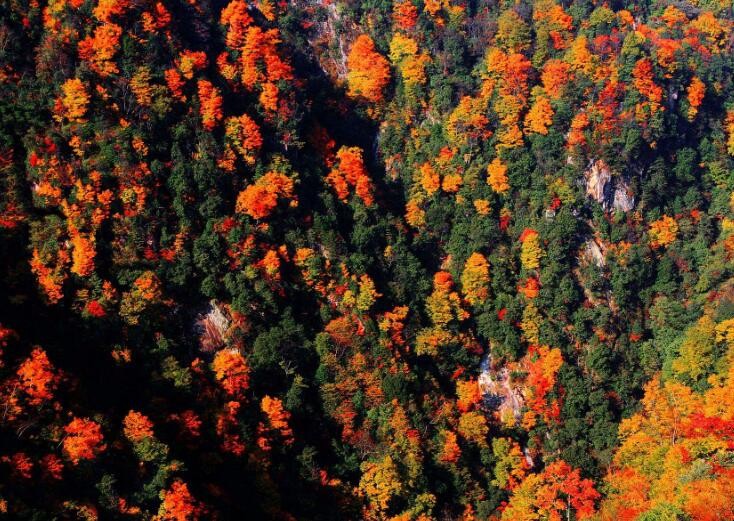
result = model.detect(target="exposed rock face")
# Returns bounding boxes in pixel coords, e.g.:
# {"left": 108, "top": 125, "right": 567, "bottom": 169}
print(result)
{"left": 584, "top": 159, "right": 635, "bottom": 212}
{"left": 195, "top": 301, "right": 231, "bottom": 353}
{"left": 584, "top": 238, "right": 606, "bottom": 268}
{"left": 478, "top": 353, "right": 524, "bottom": 423}
{"left": 612, "top": 178, "right": 635, "bottom": 212}
{"left": 300, "top": 0, "right": 356, "bottom": 82}
{"left": 585, "top": 159, "right": 612, "bottom": 206}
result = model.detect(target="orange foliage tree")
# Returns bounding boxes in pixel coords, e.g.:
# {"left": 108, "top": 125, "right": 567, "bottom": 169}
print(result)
{"left": 524, "top": 94, "right": 554, "bottom": 135}
{"left": 123, "top": 410, "right": 154, "bottom": 442}
{"left": 487, "top": 157, "right": 510, "bottom": 194}
{"left": 157, "top": 480, "right": 202, "bottom": 521}
{"left": 541, "top": 59, "right": 571, "bottom": 100}
{"left": 260, "top": 395, "right": 293, "bottom": 445}
{"left": 235, "top": 171, "right": 295, "bottom": 220}
{"left": 212, "top": 349, "right": 250, "bottom": 398}
{"left": 521, "top": 345, "right": 563, "bottom": 428}
{"left": 632, "top": 58, "right": 663, "bottom": 120}
{"left": 197, "top": 80, "right": 223, "bottom": 131}
{"left": 70, "top": 233, "right": 96, "bottom": 277}
{"left": 326, "top": 146, "right": 375, "bottom": 206}
{"left": 347, "top": 35, "right": 391, "bottom": 103}
{"left": 456, "top": 378, "right": 481, "bottom": 413}
{"left": 502, "top": 460, "right": 599, "bottom": 521}
{"left": 418, "top": 161, "right": 440, "bottom": 195}
{"left": 78, "top": 23, "right": 122, "bottom": 77}
{"left": 393, "top": 1, "right": 418, "bottom": 31}
{"left": 16, "top": 347, "right": 58, "bottom": 405}
{"left": 63, "top": 418, "right": 106, "bottom": 464}
{"left": 225, "top": 114, "right": 263, "bottom": 164}
{"left": 438, "top": 430, "right": 461, "bottom": 464}
{"left": 686, "top": 76, "right": 705, "bottom": 120}
{"left": 649, "top": 215, "right": 678, "bottom": 248}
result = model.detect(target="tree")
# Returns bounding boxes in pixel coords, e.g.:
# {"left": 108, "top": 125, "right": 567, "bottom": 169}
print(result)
{"left": 686, "top": 76, "right": 705, "bottom": 120}
{"left": 347, "top": 35, "right": 391, "bottom": 103}
{"left": 197, "top": 80, "right": 223, "bottom": 131}
{"left": 502, "top": 460, "right": 599, "bottom": 521}
{"left": 220, "top": 0, "right": 253, "bottom": 48}
{"left": 326, "top": 147, "right": 374, "bottom": 206}
{"left": 260, "top": 395, "right": 293, "bottom": 444}
{"left": 525, "top": 95, "right": 554, "bottom": 135}
{"left": 520, "top": 229, "right": 542, "bottom": 270}
{"left": 235, "top": 171, "right": 295, "bottom": 219}
{"left": 438, "top": 430, "right": 461, "bottom": 464}
{"left": 78, "top": 23, "right": 122, "bottom": 77}
{"left": 212, "top": 349, "right": 250, "bottom": 397}
{"left": 93, "top": 0, "right": 133, "bottom": 23}
{"left": 419, "top": 162, "right": 440, "bottom": 196}
{"left": 632, "top": 58, "right": 662, "bottom": 119}
{"left": 541, "top": 59, "right": 571, "bottom": 100}
{"left": 358, "top": 455, "right": 402, "bottom": 517}
{"left": 487, "top": 158, "right": 510, "bottom": 194}
{"left": 672, "top": 315, "right": 715, "bottom": 382}
{"left": 63, "top": 418, "right": 106, "bottom": 464}
{"left": 425, "top": 271, "right": 466, "bottom": 327}
{"left": 521, "top": 345, "right": 563, "bottom": 428}
{"left": 649, "top": 215, "right": 678, "bottom": 248}
{"left": 157, "top": 480, "right": 202, "bottom": 521}
{"left": 393, "top": 1, "right": 418, "bottom": 31}
{"left": 16, "top": 347, "right": 58, "bottom": 405}
{"left": 458, "top": 411, "right": 489, "bottom": 446}
{"left": 491, "top": 437, "right": 527, "bottom": 490}
{"left": 456, "top": 378, "right": 481, "bottom": 412}
{"left": 123, "top": 410, "right": 154, "bottom": 442}
{"left": 70, "top": 233, "right": 96, "bottom": 277}
{"left": 57, "top": 78, "right": 90, "bottom": 123}
{"left": 225, "top": 114, "right": 262, "bottom": 164}
{"left": 461, "top": 253, "right": 490, "bottom": 306}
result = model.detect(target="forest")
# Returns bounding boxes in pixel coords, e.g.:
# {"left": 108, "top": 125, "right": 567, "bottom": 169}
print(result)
{"left": 1, "top": 0, "right": 734, "bottom": 519}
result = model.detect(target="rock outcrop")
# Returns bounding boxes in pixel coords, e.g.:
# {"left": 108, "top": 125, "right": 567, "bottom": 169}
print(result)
{"left": 612, "top": 178, "right": 635, "bottom": 212}
{"left": 195, "top": 301, "right": 232, "bottom": 353}
{"left": 583, "top": 159, "right": 635, "bottom": 212}
{"left": 584, "top": 159, "right": 612, "bottom": 206}
{"left": 478, "top": 353, "right": 524, "bottom": 423}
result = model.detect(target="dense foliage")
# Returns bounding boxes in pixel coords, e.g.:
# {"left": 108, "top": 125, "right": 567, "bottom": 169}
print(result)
{"left": 1, "top": 0, "right": 734, "bottom": 519}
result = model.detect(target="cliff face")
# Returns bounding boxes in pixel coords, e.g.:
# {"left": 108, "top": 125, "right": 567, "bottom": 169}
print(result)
{"left": 195, "top": 301, "right": 233, "bottom": 353}
{"left": 584, "top": 159, "right": 635, "bottom": 212}
{"left": 301, "top": 0, "right": 356, "bottom": 83}
{"left": 479, "top": 353, "right": 524, "bottom": 424}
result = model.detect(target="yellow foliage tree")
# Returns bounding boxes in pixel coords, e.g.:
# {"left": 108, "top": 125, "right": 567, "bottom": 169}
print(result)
{"left": 59, "top": 78, "right": 90, "bottom": 123}
{"left": 458, "top": 411, "right": 488, "bottom": 446}
{"left": 460, "top": 253, "right": 490, "bottom": 306}
{"left": 520, "top": 302, "right": 542, "bottom": 345}
{"left": 356, "top": 274, "right": 381, "bottom": 312}
{"left": 425, "top": 272, "right": 465, "bottom": 326}
{"left": 491, "top": 437, "right": 527, "bottom": 489}
{"left": 358, "top": 455, "right": 403, "bottom": 517}
{"left": 649, "top": 215, "right": 678, "bottom": 248}
{"left": 672, "top": 315, "right": 715, "bottom": 382}
{"left": 519, "top": 229, "right": 541, "bottom": 270}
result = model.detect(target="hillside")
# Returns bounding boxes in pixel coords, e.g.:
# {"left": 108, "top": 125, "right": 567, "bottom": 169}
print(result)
{"left": 1, "top": 0, "right": 734, "bottom": 519}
